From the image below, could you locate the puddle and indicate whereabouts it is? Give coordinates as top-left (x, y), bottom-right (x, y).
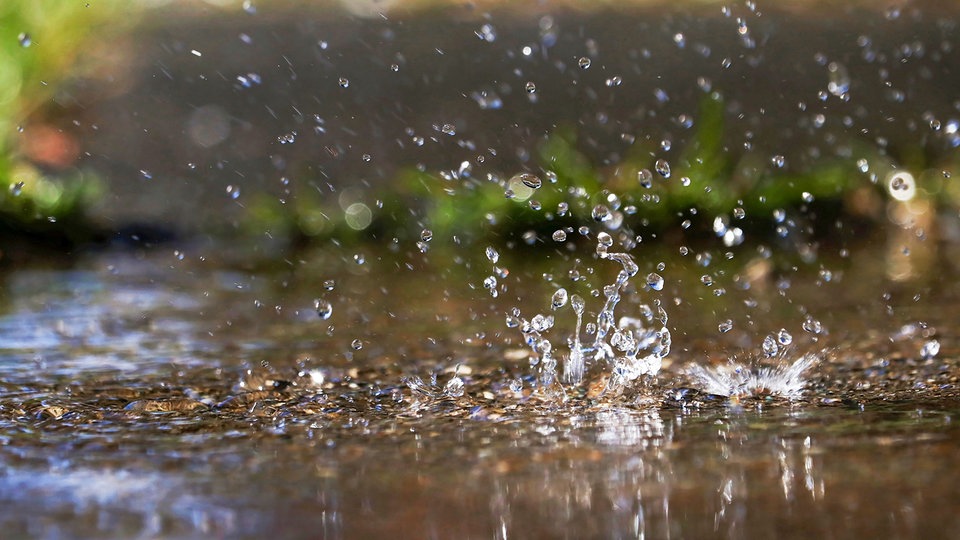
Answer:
top-left (0, 245), bottom-right (956, 537)
top-left (2, 0), bottom-right (960, 537)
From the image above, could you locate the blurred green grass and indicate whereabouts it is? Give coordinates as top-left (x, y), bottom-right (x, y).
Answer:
top-left (0, 1), bottom-right (135, 247)
top-left (2, 2), bottom-right (959, 251)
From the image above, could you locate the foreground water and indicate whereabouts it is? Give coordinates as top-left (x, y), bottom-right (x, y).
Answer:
top-left (0, 239), bottom-right (957, 538)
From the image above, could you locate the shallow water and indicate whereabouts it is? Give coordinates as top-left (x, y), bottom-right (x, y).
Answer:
top-left (0, 242), bottom-right (957, 538)
top-left (5, 0), bottom-right (960, 537)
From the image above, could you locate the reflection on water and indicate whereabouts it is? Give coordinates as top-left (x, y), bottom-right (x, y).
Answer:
top-left (0, 246), bottom-right (954, 537)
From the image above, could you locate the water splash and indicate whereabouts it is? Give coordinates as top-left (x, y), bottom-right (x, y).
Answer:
top-left (509, 233), bottom-right (670, 400)
top-left (686, 352), bottom-right (819, 400)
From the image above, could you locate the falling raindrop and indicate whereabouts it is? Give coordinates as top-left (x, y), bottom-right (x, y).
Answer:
top-left (351, 339), bottom-right (363, 350)
top-left (718, 320), bottom-right (734, 333)
top-left (525, 81), bottom-right (537, 93)
top-left (9, 181), bottom-right (24, 196)
top-left (552, 229), bottom-right (567, 242)
top-left (420, 229), bottom-right (433, 242)
top-left (485, 246), bottom-right (499, 264)
top-left (17, 33), bottom-right (31, 47)
top-left (578, 57), bottom-right (592, 69)
top-left (323, 280), bottom-right (336, 291)
top-left (338, 77), bottom-right (350, 88)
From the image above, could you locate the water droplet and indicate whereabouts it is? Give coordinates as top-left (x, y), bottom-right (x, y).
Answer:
top-left (592, 204), bottom-right (611, 222)
top-left (802, 316), bottom-right (823, 334)
top-left (485, 246), bottom-right (499, 264)
top-left (605, 75), bottom-right (622, 87)
top-left (338, 77), bottom-right (350, 88)
top-left (140, 169), bottom-right (153, 180)
top-left (801, 192), bottom-right (815, 203)
top-left (700, 275), bottom-right (714, 286)
top-left (771, 155), bottom-right (785, 168)
top-left (525, 81), bottom-right (537, 93)
top-left (351, 339), bottom-right (363, 350)
top-left (314, 299), bottom-right (333, 320)
top-left (9, 181), bottom-right (24, 196)
top-left (476, 23), bottom-right (497, 42)
top-left (777, 329), bottom-right (794, 345)
top-left (17, 33), bottom-right (31, 48)
top-left (637, 169), bottom-right (653, 188)
top-left (552, 229), bottom-right (567, 242)
top-left (509, 378), bottom-right (523, 393)
top-left (655, 159), bottom-right (671, 178)
top-left (921, 339), bottom-right (941, 359)
top-left (226, 185), bottom-right (240, 199)
top-left (578, 57), bottom-right (592, 69)
top-left (323, 279), bottom-right (336, 291)
top-left (718, 320), bottom-right (734, 333)
top-left (483, 275), bottom-right (498, 290)
top-left (353, 253), bottom-right (366, 265)
top-left (518, 173), bottom-right (542, 189)
top-left (362, 153), bottom-right (372, 162)
top-left (551, 288), bottom-right (568, 310)
top-left (441, 124), bottom-right (456, 136)
top-left (646, 273), bottom-right (664, 291)
top-left (723, 228), bottom-right (744, 247)
top-left (733, 207), bottom-right (746, 219)
top-left (420, 229), bottom-right (433, 242)
top-left (762, 335), bottom-right (779, 357)
top-left (826, 61), bottom-right (850, 98)
top-left (597, 231), bottom-right (614, 249)
top-left (887, 171), bottom-right (916, 201)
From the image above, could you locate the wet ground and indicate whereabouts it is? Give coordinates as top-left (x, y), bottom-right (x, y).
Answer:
top-left (4, 0), bottom-right (960, 538)
top-left (0, 237), bottom-right (958, 538)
